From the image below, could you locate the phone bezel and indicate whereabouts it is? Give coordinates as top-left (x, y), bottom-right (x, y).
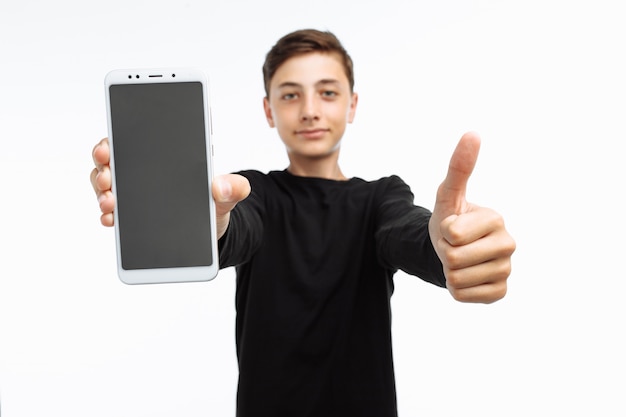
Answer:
top-left (104, 68), bottom-right (219, 284)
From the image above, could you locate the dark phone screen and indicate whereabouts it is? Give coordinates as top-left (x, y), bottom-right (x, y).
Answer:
top-left (109, 82), bottom-right (213, 270)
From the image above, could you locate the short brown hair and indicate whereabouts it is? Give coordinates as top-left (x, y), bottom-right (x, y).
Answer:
top-left (262, 29), bottom-right (355, 97)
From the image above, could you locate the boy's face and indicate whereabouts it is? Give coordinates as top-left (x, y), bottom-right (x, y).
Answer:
top-left (263, 52), bottom-right (358, 161)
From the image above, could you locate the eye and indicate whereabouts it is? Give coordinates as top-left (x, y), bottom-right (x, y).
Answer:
top-left (321, 90), bottom-right (338, 98)
top-left (281, 92), bottom-right (298, 100)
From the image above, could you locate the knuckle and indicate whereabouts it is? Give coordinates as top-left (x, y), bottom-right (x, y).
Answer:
top-left (490, 210), bottom-right (505, 226)
top-left (444, 268), bottom-right (463, 288)
top-left (445, 222), bottom-right (464, 245)
top-left (449, 288), bottom-right (470, 303)
top-left (506, 236), bottom-right (517, 255)
top-left (441, 247), bottom-right (463, 269)
top-left (486, 283), bottom-right (508, 303)
top-left (494, 261), bottom-right (512, 282)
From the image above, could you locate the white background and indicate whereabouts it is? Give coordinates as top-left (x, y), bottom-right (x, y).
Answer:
top-left (1, 0), bottom-right (624, 415)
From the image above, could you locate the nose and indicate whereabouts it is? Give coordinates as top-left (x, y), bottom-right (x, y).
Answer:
top-left (300, 94), bottom-right (320, 122)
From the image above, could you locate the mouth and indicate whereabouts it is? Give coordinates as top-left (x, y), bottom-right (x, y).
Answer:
top-left (295, 128), bottom-right (329, 140)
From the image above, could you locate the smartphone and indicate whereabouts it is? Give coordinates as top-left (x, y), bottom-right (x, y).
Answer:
top-left (104, 68), bottom-right (218, 284)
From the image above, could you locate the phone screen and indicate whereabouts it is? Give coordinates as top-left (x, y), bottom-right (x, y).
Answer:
top-left (109, 82), bottom-right (213, 270)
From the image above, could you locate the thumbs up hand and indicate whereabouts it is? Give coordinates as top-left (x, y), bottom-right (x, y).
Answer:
top-left (429, 132), bottom-right (516, 303)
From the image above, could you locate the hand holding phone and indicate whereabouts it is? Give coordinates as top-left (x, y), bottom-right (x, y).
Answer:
top-left (104, 68), bottom-right (219, 284)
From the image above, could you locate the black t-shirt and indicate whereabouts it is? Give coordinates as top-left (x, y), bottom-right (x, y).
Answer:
top-left (219, 170), bottom-right (445, 417)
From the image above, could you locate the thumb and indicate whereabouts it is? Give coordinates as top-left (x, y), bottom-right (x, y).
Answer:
top-left (212, 174), bottom-right (251, 238)
top-left (435, 131), bottom-right (481, 216)
top-left (213, 174), bottom-right (251, 213)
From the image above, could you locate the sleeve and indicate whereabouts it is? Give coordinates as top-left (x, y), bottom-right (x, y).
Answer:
top-left (217, 170), bottom-right (265, 269)
top-left (374, 175), bottom-right (446, 288)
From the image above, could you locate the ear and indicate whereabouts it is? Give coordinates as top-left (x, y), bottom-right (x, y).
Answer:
top-left (263, 97), bottom-right (275, 128)
top-left (347, 92), bottom-right (358, 123)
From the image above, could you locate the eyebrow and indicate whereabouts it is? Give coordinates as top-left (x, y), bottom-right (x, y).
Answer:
top-left (317, 79), bottom-right (341, 87)
top-left (276, 79), bottom-right (341, 89)
top-left (276, 81), bottom-right (301, 89)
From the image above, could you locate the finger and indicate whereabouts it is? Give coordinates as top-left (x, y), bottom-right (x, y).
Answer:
top-left (98, 190), bottom-right (116, 214)
top-left (437, 235), bottom-right (499, 272)
top-left (446, 279), bottom-right (507, 304)
top-left (436, 132), bottom-right (481, 213)
top-left (437, 210), bottom-right (515, 268)
top-left (437, 230), bottom-right (516, 273)
top-left (92, 138), bottom-right (110, 168)
top-left (90, 167), bottom-right (99, 194)
top-left (443, 254), bottom-right (512, 290)
top-left (439, 208), bottom-right (504, 246)
top-left (92, 165), bottom-right (112, 193)
top-left (89, 166), bottom-right (111, 196)
top-left (100, 212), bottom-right (115, 227)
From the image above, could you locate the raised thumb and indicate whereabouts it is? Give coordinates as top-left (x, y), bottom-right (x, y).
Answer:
top-left (435, 132), bottom-right (481, 215)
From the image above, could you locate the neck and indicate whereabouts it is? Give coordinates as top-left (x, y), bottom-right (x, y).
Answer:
top-left (286, 154), bottom-right (348, 181)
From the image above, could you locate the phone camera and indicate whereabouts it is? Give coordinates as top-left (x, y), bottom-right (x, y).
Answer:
top-left (171, 73), bottom-right (176, 78)
top-left (136, 75), bottom-right (140, 79)
top-left (127, 75), bottom-right (132, 79)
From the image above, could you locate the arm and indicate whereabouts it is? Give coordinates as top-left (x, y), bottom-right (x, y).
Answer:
top-left (375, 176), bottom-right (446, 288)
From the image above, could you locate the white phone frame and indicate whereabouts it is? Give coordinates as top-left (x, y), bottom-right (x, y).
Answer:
top-left (104, 68), bottom-right (219, 284)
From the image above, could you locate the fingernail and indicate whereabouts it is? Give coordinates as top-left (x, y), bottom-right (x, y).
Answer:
top-left (216, 178), bottom-right (232, 200)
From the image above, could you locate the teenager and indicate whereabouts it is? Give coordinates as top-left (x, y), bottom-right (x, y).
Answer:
top-left (91, 29), bottom-right (515, 416)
